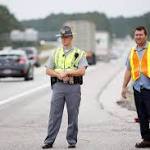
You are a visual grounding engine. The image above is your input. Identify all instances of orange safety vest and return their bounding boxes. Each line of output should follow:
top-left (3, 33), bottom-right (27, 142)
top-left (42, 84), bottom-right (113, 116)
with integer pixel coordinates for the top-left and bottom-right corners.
top-left (130, 42), bottom-right (150, 81)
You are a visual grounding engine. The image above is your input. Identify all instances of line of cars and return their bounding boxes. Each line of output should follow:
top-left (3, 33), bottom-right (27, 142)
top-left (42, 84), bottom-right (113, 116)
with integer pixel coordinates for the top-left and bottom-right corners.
top-left (0, 47), bottom-right (40, 81)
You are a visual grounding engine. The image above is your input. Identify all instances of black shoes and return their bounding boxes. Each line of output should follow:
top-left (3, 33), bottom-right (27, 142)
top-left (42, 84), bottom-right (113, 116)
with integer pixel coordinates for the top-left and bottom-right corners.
top-left (135, 140), bottom-right (150, 148)
top-left (42, 143), bottom-right (76, 149)
top-left (42, 143), bottom-right (53, 149)
top-left (68, 144), bottom-right (76, 148)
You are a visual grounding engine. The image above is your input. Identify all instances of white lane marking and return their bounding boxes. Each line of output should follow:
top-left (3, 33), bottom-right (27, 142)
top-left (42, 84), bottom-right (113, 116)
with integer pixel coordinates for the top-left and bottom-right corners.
top-left (0, 83), bottom-right (50, 106)
top-left (0, 64), bottom-right (96, 106)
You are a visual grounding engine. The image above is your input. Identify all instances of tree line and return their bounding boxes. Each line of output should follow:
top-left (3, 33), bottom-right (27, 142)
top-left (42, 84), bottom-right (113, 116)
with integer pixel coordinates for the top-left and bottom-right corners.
top-left (110, 13), bottom-right (150, 38)
top-left (22, 12), bottom-right (150, 39)
top-left (0, 4), bottom-right (150, 41)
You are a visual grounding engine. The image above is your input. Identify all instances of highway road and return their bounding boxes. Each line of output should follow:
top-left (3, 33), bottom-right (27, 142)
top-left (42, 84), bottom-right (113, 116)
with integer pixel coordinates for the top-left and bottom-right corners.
top-left (0, 60), bottom-right (143, 150)
top-left (0, 40), bottom-right (146, 150)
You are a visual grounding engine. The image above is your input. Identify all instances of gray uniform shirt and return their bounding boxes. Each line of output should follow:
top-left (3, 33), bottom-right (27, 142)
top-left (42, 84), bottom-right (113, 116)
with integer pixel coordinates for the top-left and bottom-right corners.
top-left (126, 41), bottom-right (150, 92)
top-left (46, 47), bottom-right (88, 69)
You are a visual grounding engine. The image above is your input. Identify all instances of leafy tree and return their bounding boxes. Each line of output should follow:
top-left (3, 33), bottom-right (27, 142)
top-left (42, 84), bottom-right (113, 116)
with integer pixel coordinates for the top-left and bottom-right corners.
top-left (0, 5), bottom-right (22, 34)
top-left (0, 5), bottom-right (22, 48)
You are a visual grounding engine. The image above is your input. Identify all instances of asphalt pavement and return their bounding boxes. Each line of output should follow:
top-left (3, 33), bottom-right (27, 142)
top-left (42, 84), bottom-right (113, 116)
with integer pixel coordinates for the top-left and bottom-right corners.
top-left (0, 59), bottom-right (147, 150)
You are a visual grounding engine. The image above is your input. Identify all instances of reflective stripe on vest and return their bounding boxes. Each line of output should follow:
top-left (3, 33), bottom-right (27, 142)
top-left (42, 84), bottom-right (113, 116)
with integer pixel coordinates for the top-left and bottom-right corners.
top-left (130, 42), bottom-right (150, 80)
top-left (54, 47), bottom-right (85, 72)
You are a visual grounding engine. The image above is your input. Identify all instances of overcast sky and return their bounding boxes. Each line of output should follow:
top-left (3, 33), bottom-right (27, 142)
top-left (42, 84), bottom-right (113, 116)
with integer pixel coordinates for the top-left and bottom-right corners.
top-left (0, 0), bottom-right (150, 20)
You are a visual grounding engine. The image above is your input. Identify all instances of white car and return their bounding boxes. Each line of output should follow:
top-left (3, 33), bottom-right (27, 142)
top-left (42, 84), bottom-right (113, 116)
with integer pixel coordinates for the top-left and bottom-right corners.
top-left (21, 47), bottom-right (40, 67)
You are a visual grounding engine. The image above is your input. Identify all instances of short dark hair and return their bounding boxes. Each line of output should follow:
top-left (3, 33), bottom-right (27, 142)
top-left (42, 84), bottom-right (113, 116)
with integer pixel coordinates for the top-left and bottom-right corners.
top-left (135, 26), bottom-right (148, 36)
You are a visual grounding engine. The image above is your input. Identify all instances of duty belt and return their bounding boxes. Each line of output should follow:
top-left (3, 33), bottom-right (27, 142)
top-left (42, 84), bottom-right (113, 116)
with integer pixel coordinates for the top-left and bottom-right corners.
top-left (57, 77), bottom-right (75, 84)
top-left (51, 76), bottom-right (83, 85)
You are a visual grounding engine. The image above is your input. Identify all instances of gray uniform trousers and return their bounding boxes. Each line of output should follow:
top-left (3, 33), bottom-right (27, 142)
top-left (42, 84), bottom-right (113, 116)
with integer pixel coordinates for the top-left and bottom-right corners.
top-left (44, 82), bottom-right (81, 145)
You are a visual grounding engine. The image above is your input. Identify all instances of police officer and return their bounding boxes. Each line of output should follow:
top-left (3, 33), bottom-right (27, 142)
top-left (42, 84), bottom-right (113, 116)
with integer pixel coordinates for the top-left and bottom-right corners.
top-left (42, 26), bottom-right (88, 149)
top-left (121, 26), bottom-right (150, 148)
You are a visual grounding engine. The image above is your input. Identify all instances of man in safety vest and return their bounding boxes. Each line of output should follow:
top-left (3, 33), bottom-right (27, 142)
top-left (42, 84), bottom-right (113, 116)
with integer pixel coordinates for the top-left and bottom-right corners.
top-left (121, 26), bottom-right (150, 148)
top-left (42, 26), bottom-right (88, 149)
